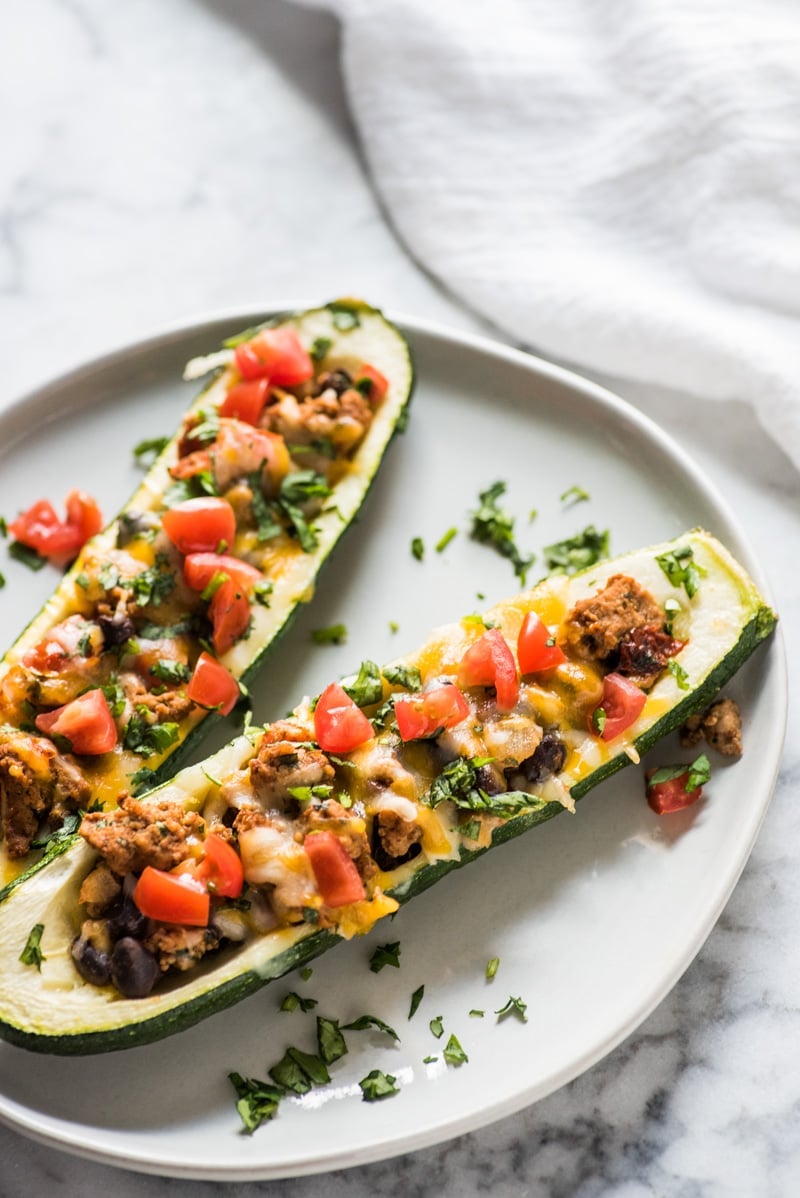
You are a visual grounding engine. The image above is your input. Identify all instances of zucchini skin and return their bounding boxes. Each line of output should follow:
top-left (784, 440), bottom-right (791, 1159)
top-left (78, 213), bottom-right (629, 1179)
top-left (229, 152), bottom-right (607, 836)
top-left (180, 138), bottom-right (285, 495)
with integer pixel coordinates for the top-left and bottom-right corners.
top-left (0, 301), bottom-right (414, 880)
top-left (0, 532), bottom-right (777, 1054)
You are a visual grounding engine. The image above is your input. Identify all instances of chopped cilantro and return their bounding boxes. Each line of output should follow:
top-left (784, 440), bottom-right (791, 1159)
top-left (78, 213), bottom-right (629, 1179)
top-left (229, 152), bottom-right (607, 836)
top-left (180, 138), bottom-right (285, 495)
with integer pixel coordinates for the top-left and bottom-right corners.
top-left (382, 663), bottom-right (422, 692)
top-left (342, 1014), bottom-right (399, 1042)
top-left (424, 757), bottom-right (538, 820)
top-left (462, 613), bottom-right (495, 629)
top-left (123, 710), bottom-right (180, 758)
top-left (354, 376), bottom-right (374, 397)
top-left (248, 471), bottom-right (282, 543)
top-left (129, 560), bottom-right (175, 607)
top-left (649, 753), bottom-right (711, 793)
top-left (228, 1073), bottom-right (283, 1134)
top-left (0, 516), bottom-right (6, 537)
top-left (591, 706), bottom-right (607, 735)
top-left (311, 623), bottom-right (347, 645)
top-left (443, 1033), bottom-right (468, 1066)
top-left (543, 525), bottom-right (609, 575)
top-left (369, 941), bottom-right (401, 973)
top-left (8, 541), bottom-right (46, 571)
top-left (667, 659), bottom-right (690, 690)
top-left (287, 784), bottom-right (333, 803)
top-left (253, 580), bottom-right (273, 607)
top-left (300, 966), bottom-right (313, 981)
top-left (409, 985), bottom-right (424, 1019)
top-left (200, 570), bottom-right (229, 602)
top-left (656, 545), bottom-right (706, 599)
top-left (130, 766), bottom-right (159, 791)
top-left (388, 620), bottom-right (399, 634)
top-left (270, 1047), bottom-right (330, 1093)
top-left (495, 996), bottom-right (528, 1022)
top-left (359, 1069), bottom-right (399, 1102)
top-left (30, 812), bottom-right (81, 850)
top-left (317, 1016), bottom-right (348, 1065)
top-left (435, 526), bottom-right (458, 554)
top-left (343, 659), bottom-right (383, 707)
top-left (280, 991), bottom-right (318, 1013)
top-left (101, 681), bottom-right (126, 719)
top-left (310, 336), bottom-right (332, 361)
top-left (486, 956), bottom-right (500, 980)
top-left (150, 659), bottom-right (191, 685)
top-left (664, 597), bottom-right (682, 634)
top-left (327, 301), bottom-right (361, 331)
top-left (0, 572), bottom-right (5, 590)
top-left (460, 818), bottom-right (481, 841)
top-left (470, 481), bottom-right (534, 585)
top-left (469, 1009), bottom-right (485, 1018)
top-left (19, 924), bottom-right (45, 970)
top-left (133, 435), bottom-right (169, 465)
top-left (423, 1055), bottom-right (438, 1064)
top-left (429, 1015), bottom-right (444, 1039)
top-left (560, 485), bottom-right (590, 506)
top-left (411, 536), bottom-right (425, 562)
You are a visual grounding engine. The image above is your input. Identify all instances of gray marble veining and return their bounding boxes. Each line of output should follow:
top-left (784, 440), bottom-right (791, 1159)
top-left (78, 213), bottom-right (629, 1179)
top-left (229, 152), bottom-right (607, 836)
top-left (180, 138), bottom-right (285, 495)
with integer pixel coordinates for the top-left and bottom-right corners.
top-left (1, 2), bottom-right (798, 1195)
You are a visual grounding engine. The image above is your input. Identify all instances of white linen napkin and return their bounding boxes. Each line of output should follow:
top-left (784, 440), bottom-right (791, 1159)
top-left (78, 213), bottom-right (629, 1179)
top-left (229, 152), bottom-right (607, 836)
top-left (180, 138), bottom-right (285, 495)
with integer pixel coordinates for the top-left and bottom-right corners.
top-left (293, 0), bottom-right (800, 469)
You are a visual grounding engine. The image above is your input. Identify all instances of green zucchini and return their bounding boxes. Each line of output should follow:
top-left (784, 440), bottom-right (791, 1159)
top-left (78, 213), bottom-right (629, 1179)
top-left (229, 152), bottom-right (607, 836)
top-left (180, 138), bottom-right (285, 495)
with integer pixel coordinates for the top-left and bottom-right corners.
top-left (0, 300), bottom-right (414, 889)
top-left (0, 529), bottom-right (776, 1053)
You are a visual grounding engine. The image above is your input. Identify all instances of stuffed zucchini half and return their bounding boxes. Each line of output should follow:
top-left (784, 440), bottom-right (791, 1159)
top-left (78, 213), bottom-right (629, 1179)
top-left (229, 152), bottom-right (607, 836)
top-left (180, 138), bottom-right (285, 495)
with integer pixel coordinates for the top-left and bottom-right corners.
top-left (0, 530), bottom-right (776, 1054)
top-left (0, 301), bottom-right (414, 895)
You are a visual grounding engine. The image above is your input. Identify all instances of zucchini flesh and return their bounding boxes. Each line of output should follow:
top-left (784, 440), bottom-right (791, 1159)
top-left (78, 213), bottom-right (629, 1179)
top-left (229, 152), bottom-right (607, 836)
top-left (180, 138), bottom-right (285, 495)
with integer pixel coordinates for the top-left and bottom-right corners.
top-left (0, 301), bottom-right (414, 889)
top-left (0, 530), bottom-right (776, 1053)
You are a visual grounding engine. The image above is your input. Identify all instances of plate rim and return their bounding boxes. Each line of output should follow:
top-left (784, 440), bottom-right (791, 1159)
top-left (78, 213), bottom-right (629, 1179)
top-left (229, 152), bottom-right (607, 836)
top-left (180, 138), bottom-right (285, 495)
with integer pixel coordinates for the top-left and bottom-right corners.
top-left (0, 305), bottom-right (787, 1181)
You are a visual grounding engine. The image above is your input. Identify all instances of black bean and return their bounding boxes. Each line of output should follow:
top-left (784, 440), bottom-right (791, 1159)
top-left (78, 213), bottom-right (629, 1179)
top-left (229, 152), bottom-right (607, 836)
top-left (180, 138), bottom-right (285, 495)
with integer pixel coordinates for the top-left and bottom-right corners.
top-left (516, 730), bottom-right (567, 785)
top-left (71, 936), bottom-right (111, 987)
top-left (474, 764), bottom-right (506, 795)
top-left (98, 613), bottom-right (136, 648)
top-left (110, 938), bottom-right (160, 999)
top-left (107, 894), bottom-right (148, 940)
top-left (315, 369), bottom-right (352, 396)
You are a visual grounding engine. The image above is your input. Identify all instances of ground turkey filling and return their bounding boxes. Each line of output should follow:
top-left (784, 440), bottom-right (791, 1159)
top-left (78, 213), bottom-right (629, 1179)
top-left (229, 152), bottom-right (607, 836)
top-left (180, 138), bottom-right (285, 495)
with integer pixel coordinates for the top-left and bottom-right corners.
top-left (68, 571), bottom-right (691, 1001)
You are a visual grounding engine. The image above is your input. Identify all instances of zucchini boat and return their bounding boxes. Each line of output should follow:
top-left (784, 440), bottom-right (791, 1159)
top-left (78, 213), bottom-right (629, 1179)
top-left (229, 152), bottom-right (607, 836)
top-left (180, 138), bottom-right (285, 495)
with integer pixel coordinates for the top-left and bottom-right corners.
top-left (0, 530), bottom-right (776, 1054)
top-left (0, 300), bottom-right (414, 892)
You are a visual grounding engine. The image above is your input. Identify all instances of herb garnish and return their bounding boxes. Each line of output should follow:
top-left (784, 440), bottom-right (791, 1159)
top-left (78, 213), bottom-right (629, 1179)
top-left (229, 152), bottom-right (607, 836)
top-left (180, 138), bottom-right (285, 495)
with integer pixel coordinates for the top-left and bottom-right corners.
top-left (228, 1073), bottom-right (283, 1133)
top-left (280, 991), bottom-right (319, 1013)
top-left (310, 336), bottom-right (332, 361)
top-left (133, 436), bottom-right (170, 466)
top-left (342, 1014), bottom-right (400, 1042)
top-left (359, 1069), bottom-right (399, 1102)
top-left (369, 941), bottom-right (401, 973)
top-left (429, 1015), bottom-right (444, 1039)
top-left (592, 706), bottom-right (607, 735)
top-left (311, 623), bottom-right (347, 645)
top-left (8, 541), bottom-right (46, 571)
top-left (327, 301), bottom-right (361, 331)
top-left (287, 784), bottom-right (333, 804)
top-left (664, 597), bottom-right (682, 634)
top-left (101, 681), bottom-right (126, 719)
top-left (269, 1047), bottom-right (330, 1093)
top-left (560, 485), bottom-right (590, 506)
top-left (317, 1016), bottom-right (348, 1065)
top-left (423, 1055), bottom-right (438, 1064)
top-left (543, 525), bottom-right (609, 575)
top-left (411, 536), bottom-right (425, 562)
top-left (423, 757), bottom-right (538, 820)
top-left (470, 481), bottom-right (534, 584)
top-left (409, 985), bottom-right (425, 1019)
top-left (382, 663), bottom-right (422, 692)
top-left (300, 967), bottom-right (313, 981)
top-left (469, 1009), bottom-right (485, 1018)
top-left (649, 753), bottom-right (711, 793)
top-left (495, 996), bottom-right (528, 1023)
top-left (667, 659), bottom-right (690, 690)
top-left (150, 659), bottom-right (191, 685)
top-left (486, 956), bottom-right (500, 980)
top-left (20, 924), bottom-right (45, 970)
top-left (0, 572), bottom-right (5, 590)
top-left (123, 710), bottom-right (180, 758)
top-left (129, 559), bottom-right (176, 607)
top-left (443, 1033), bottom-right (469, 1066)
top-left (343, 659), bottom-right (384, 707)
top-left (656, 545), bottom-right (706, 599)
top-left (436, 527), bottom-right (458, 554)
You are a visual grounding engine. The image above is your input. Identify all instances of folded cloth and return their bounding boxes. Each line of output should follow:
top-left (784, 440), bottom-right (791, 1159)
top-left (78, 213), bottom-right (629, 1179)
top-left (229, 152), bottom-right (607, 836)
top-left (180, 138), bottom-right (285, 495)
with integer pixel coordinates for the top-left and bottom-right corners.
top-left (292, 0), bottom-right (800, 468)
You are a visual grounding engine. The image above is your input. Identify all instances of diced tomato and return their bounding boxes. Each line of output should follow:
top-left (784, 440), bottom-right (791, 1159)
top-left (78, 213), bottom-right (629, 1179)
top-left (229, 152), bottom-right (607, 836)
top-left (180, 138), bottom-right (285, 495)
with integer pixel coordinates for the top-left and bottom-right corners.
top-left (183, 552), bottom-right (262, 594)
top-left (645, 769), bottom-right (704, 815)
top-left (590, 672), bottom-right (646, 741)
top-left (23, 617), bottom-right (99, 672)
top-left (187, 651), bottom-right (240, 715)
top-left (314, 682), bottom-right (374, 754)
top-left (162, 497), bottom-right (236, 557)
top-left (304, 830), bottom-right (366, 907)
top-left (234, 327), bottom-right (313, 387)
top-left (394, 683), bottom-right (470, 741)
top-left (517, 611), bottom-right (567, 674)
top-left (356, 363), bottom-right (389, 403)
top-left (174, 834), bottom-right (244, 898)
top-left (458, 629), bottom-right (519, 712)
top-left (9, 490), bottom-right (102, 563)
top-left (219, 378), bottom-right (271, 425)
top-left (34, 689), bottom-right (117, 755)
top-left (208, 578), bottom-right (251, 656)
top-left (133, 866), bottom-right (210, 926)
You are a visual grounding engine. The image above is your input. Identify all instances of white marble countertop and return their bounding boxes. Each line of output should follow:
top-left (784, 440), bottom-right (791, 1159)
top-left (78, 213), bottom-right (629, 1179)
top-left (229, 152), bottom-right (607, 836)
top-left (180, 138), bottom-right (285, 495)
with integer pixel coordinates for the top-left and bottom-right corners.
top-left (1, 2), bottom-right (798, 1194)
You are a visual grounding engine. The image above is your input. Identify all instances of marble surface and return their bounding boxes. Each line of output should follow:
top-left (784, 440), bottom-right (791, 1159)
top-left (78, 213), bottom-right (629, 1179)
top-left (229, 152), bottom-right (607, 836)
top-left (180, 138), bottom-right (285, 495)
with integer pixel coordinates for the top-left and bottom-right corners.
top-left (1, 1), bottom-right (798, 1194)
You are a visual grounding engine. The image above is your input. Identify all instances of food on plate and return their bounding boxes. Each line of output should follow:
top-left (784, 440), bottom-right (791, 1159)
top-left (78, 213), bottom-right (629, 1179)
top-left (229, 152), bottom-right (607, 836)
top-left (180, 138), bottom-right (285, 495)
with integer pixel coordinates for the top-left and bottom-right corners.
top-left (0, 530), bottom-right (776, 1053)
top-left (0, 301), bottom-right (414, 891)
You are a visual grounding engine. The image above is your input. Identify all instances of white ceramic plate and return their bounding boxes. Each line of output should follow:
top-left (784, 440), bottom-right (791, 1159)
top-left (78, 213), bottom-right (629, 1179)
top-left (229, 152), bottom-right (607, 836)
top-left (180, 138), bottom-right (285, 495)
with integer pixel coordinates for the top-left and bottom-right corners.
top-left (0, 312), bottom-right (786, 1180)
